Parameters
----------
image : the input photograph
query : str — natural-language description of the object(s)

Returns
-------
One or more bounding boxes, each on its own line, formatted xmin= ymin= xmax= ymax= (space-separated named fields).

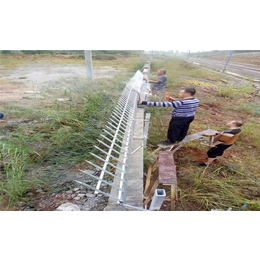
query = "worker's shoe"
xmin=197 ymin=163 xmax=209 ymax=167
xmin=158 ymin=140 xmax=177 ymax=148
xmin=0 ymin=113 xmax=4 ymax=119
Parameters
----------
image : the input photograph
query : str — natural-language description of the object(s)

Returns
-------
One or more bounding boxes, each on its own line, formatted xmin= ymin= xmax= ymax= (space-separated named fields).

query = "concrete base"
xmin=125 ymin=108 xmax=144 ymax=209
xmin=105 ymin=108 xmax=144 ymax=211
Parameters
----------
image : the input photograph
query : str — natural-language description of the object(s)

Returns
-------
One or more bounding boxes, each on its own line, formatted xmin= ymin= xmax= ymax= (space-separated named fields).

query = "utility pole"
xmin=186 ymin=50 xmax=191 ymax=60
xmin=223 ymin=50 xmax=233 ymax=72
xmin=84 ymin=50 xmax=93 ymax=78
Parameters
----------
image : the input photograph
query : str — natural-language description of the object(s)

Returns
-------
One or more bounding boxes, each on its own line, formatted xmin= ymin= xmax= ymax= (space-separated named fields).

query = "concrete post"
xmin=143 ymin=113 xmax=151 ymax=148
xmin=187 ymin=50 xmax=191 ymax=60
xmin=149 ymin=189 xmax=166 ymax=211
xmin=84 ymin=50 xmax=93 ymax=78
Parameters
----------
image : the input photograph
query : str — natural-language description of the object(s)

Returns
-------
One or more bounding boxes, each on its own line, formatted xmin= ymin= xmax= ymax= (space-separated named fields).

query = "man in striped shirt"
xmin=139 ymin=88 xmax=199 ymax=148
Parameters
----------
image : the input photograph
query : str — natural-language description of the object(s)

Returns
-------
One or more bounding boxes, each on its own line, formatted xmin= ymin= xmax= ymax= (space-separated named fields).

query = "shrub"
xmin=0 ymin=143 xmax=41 ymax=203
xmin=239 ymin=123 xmax=260 ymax=147
xmin=92 ymin=54 xmax=117 ymax=60
xmin=241 ymin=104 xmax=260 ymax=115
xmin=217 ymin=84 xmax=256 ymax=99
xmin=1 ymin=50 xmax=13 ymax=54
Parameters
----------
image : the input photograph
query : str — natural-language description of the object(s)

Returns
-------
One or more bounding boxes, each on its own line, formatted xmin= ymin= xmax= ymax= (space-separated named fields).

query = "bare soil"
xmin=0 ymin=64 xmax=125 ymax=104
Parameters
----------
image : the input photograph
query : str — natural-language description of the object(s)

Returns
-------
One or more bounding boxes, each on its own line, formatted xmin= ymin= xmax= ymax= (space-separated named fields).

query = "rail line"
xmin=189 ymin=58 xmax=260 ymax=73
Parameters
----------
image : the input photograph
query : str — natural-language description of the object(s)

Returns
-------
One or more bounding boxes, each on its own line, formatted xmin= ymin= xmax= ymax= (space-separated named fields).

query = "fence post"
xmin=143 ymin=113 xmax=151 ymax=148
xmin=84 ymin=50 xmax=93 ymax=78
xmin=149 ymin=189 xmax=166 ymax=211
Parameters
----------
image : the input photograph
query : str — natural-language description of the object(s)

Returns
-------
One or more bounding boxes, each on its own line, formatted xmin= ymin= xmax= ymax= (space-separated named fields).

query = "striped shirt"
xmin=141 ymin=98 xmax=200 ymax=118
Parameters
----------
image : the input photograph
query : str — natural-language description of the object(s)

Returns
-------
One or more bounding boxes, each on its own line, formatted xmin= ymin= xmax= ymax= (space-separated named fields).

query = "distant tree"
xmin=1 ymin=50 xmax=14 ymax=54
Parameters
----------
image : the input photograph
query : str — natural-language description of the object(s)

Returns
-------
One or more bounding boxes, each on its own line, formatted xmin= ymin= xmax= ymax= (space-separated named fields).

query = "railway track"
xmin=190 ymin=58 xmax=260 ymax=72
xmin=188 ymin=57 xmax=260 ymax=81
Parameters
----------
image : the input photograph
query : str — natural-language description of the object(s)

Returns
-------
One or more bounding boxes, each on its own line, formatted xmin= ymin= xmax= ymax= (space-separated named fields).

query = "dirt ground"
xmin=0 ymin=63 xmax=126 ymax=104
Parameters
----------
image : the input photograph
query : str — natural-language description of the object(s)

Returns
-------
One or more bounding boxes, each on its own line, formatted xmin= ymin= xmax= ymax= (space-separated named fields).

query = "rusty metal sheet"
xmin=158 ymin=151 xmax=177 ymax=185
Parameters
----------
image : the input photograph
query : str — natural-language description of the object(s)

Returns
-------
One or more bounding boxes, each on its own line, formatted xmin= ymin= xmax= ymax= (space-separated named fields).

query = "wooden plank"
xmin=170 ymin=143 xmax=186 ymax=154
xmin=144 ymin=166 xmax=152 ymax=194
xmin=170 ymin=184 xmax=177 ymax=211
xmin=151 ymin=147 xmax=162 ymax=156
xmin=144 ymin=159 xmax=159 ymax=196
xmin=168 ymin=129 xmax=219 ymax=154
xmin=152 ymin=158 xmax=159 ymax=170
xmin=143 ymin=168 xmax=159 ymax=197
xmin=158 ymin=151 xmax=177 ymax=185
xmin=143 ymin=179 xmax=159 ymax=206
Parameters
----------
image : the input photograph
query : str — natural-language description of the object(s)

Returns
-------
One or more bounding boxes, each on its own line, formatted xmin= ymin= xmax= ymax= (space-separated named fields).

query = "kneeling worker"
xmin=139 ymin=88 xmax=199 ymax=148
xmin=198 ymin=120 xmax=243 ymax=166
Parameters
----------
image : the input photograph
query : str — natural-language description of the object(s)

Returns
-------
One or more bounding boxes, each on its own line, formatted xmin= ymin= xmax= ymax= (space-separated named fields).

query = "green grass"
xmin=0 ymin=142 xmax=43 ymax=204
xmin=177 ymin=167 xmax=260 ymax=211
xmin=241 ymin=104 xmax=260 ymax=115
xmin=240 ymin=123 xmax=260 ymax=147
xmin=216 ymin=85 xmax=237 ymax=98
xmin=3 ymin=103 xmax=49 ymax=121
xmin=216 ymin=84 xmax=256 ymax=99
xmin=0 ymin=53 xmax=141 ymax=70
xmin=0 ymin=71 xmax=133 ymax=205
xmin=150 ymin=58 xmax=222 ymax=81
xmin=0 ymin=54 xmax=141 ymax=206
xmin=144 ymin=58 xmax=260 ymax=211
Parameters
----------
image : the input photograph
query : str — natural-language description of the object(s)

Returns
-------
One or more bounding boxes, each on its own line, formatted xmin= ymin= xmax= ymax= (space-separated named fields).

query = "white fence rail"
xmin=75 ymin=67 xmax=151 ymax=210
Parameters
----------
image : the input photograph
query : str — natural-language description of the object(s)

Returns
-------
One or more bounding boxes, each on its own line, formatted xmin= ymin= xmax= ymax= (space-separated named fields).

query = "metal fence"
xmin=74 ymin=68 xmax=151 ymax=210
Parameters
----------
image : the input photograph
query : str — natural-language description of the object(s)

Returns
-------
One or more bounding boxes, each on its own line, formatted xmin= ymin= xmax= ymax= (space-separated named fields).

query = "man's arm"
xmin=139 ymin=99 xmax=183 ymax=108
xmin=148 ymin=80 xmax=159 ymax=83
xmin=143 ymin=77 xmax=159 ymax=84
xmin=203 ymin=133 xmax=219 ymax=137
xmin=203 ymin=134 xmax=217 ymax=137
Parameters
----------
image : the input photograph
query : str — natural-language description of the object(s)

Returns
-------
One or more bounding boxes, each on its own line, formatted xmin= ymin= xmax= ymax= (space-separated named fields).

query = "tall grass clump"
xmin=179 ymin=169 xmax=260 ymax=211
xmin=239 ymin=123 xmax=260 ymax=147
xmin=4 ymin=103 xmax=49 ymax=121
xmin=129 ymin=59 xmax=147 ymax=72
xmin=217 ymin=84 xmax=256 ymax=99
xmin=216 ymin=85 xmax=238 ymax=98
xmin=241 ymin=104 xmax=260 ymax=115
xmin=0 ymin=74 xmax=131 ymax=204
xmin=0 ymin=142 xmax=41 ymax=204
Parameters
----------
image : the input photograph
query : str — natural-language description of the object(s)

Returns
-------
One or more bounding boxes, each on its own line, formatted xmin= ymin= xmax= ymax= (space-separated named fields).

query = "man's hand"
xmin=165 ymin=93 xmax=176 ymax=102
xmin=143 ymin=77 xmax=148 ymax=82
xmin=210 ymin=144 xmax=216 ymax=148
xmin=137 ymin=98 xmax=143 ymax=104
